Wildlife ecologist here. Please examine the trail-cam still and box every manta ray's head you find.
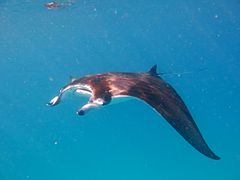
[67,77,93,95]
[47,77,92,106]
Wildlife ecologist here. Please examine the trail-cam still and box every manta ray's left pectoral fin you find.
[76,98,106,116]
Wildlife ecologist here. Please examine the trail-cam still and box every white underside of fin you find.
[112,95,152,111]
[111,95,134,105]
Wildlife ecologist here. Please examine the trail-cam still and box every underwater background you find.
[0,0,240,179]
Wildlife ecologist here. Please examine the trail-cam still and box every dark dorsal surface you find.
[81,69,219,160]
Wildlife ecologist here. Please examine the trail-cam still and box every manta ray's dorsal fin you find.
[148,65,159,76]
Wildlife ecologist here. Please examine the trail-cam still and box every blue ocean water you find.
[0,0,240,179]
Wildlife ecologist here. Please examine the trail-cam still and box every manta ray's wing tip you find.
[213,155,221,160]
[207,152,221,160]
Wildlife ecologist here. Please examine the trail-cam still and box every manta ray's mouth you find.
[80,88,92,93]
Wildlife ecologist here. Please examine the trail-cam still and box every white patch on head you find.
[74,84,92,96]
[75,89,92,96]
[75,84,92,91]
[93,98,104,105]
[82,84,92,90]
[61,84,93,97]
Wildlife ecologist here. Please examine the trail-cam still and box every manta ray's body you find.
[47,65,220,160]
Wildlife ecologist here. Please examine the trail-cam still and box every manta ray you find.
[47,65,220,160]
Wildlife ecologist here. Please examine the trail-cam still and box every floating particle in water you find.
[177,33,182,39]
[49,77,54,81]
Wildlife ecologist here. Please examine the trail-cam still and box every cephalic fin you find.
[76,101,101,115]
[47,95,61,106]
